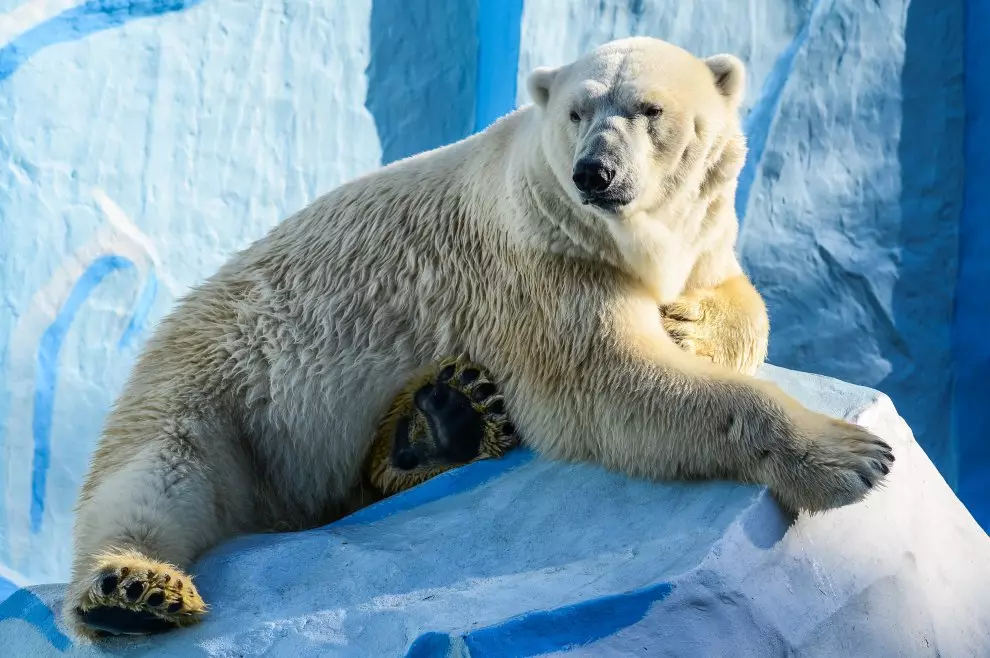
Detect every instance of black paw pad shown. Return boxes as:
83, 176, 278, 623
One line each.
419, 382, 484, 463
125, 581, 146, 602
486, 398, 505, 414
99, 575, 119, 596
458, 368, 480, 385
167, 602, 183, 614
438, 364, 457, 381
500, 422, 516, 436
395, 448, 419, 470
146, 591, 165, 608
471, 382, 496, 402
80, 606, 178, 635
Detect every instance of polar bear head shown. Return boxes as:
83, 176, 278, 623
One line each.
526, 37, 747, 220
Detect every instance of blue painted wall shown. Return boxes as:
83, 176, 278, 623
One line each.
0, 0, 983, 597
956, 0, 990, 530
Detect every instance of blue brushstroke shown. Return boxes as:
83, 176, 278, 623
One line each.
31, 254, 156, 534
334, 447, 535, 528
406, 580, 675, 657
475, 0, 524, 131
0, 575, 17, 604
0, 588, 71, 651
0, 0, 204, 83
404, 631, 454, 658
118, 273, 158, 350
365, 0, 478, 166
955, 0, 990, 531
735, 0, 821, 223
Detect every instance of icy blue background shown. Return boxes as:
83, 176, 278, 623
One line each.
0, 0, 985, 599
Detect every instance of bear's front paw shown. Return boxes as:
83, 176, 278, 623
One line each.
661, 289, 766, 375
764, 414, 895, 514
661, 293, 718, 360
69, 551, 206, 637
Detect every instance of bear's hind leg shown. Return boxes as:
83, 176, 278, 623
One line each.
65, 429, 253, 639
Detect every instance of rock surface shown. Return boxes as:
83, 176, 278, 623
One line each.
0, 364, 987, 657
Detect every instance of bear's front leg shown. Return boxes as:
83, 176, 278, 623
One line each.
661, 274, 769, 375
497, 287, 893, 516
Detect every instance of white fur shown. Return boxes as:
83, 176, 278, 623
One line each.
65, 37, 892, 636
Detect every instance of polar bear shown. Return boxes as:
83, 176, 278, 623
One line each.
65, 36, 893, 638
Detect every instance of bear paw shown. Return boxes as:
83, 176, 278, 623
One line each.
661, 290, 766, 375
71, 551, 206, 637
765, 415, 895, 514
366, 356, 518, 496
662, 294, 718, 359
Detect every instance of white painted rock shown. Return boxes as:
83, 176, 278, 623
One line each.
0, 364, 987, 657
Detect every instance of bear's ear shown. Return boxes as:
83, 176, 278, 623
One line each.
526, 66, 558, 109
704, 54, 746, 106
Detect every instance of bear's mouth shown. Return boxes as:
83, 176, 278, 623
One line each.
580, 189, 634, 212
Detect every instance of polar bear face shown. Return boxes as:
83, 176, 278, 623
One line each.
526, 37, 745, 220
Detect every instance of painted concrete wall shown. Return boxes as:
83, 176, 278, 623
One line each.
0, 0, 984, 598
957, 0, 990, 532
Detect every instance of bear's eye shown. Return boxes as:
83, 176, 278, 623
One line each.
642, 105, 663, 118
569, 110, 581, 123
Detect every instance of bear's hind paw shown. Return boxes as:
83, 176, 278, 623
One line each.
72, 551, 206, 636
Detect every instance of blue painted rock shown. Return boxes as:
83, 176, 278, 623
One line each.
0, 364, 987, 656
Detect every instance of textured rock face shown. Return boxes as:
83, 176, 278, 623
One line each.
0, 365, 987, 656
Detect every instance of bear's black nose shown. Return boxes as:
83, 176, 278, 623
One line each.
572, 158, 614, 195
